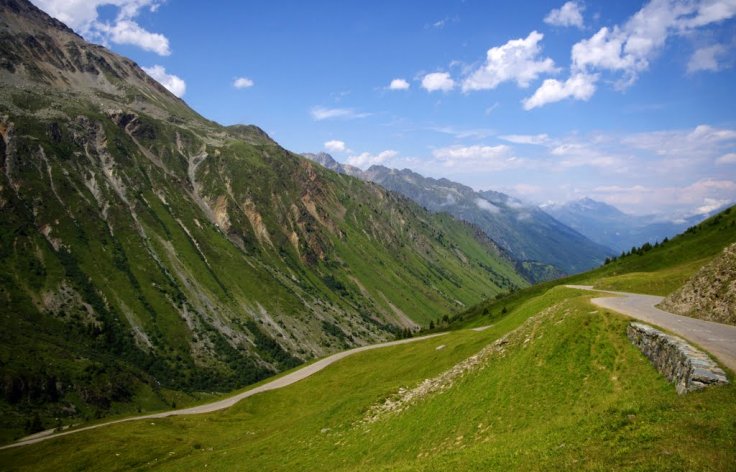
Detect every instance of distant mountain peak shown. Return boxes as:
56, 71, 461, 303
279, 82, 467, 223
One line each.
542, 197, 721, 252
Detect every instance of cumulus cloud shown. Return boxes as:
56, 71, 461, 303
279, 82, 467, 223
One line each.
687, 44, 728, 73
32, 0, 171, 55
388, 78, 410, 90
462, 31, 558, 91
324, 140, 347, 153
310, 106, 370, 121
346, 150, 398, 168
544, 1, 585, 28
233, 77, 254, 89
142, 65, 186, 97
574, 0, 736, 80
99, 19, 170, 55
522, 73, 597, 109
421, 72, 455, 92
526, 0, 736, 108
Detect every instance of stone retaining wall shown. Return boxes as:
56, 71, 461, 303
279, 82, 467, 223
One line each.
627, 322, 728, 394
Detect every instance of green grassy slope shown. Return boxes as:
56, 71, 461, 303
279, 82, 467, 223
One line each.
1, 286, 733, 471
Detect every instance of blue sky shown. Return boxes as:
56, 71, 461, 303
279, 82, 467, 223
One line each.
32, 0, 736, 217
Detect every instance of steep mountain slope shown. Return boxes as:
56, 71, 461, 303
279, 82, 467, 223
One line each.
659, 241, 736, 325
304, 154, 612, 275
0, 0, 527, 439
542, 197, 723, 253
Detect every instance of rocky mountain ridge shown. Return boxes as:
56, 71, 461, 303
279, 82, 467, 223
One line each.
303, 153, 612, 276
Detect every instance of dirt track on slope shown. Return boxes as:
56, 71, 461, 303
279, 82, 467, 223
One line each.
567, 285, 736, 372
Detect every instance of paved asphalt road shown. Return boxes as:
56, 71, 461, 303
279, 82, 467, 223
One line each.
0, 332, 447, 450
567, 285, 736, 372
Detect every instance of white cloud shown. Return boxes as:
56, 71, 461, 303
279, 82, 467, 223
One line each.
474, 198, 500, 213
549, 141, 629, 171
499, 134, 549, 145
462, 31, 558, 91
346, 150, 398, 168
142, 65, 185, 97
324, 140, 347, 153
544, 1, 585, 28
388, 78, 410, 90
32, 0, 171, 56
507, 183, 545, 198
99, 19, 170, 55
421, 72, 455, 92
526, 0, 736, 108
623, 124, 736, 160
696, 197, 731, 213
591, 179, 736, 215
717, 152, 736, 164
522, 73, 597, 110
432, 144, 522, 171
687, 44, 728, 73
574, 0, 736, 80
310, 106, 370, 121
433, 144, 510, 161
233, 77, 254, 89
431, 126, 496, 140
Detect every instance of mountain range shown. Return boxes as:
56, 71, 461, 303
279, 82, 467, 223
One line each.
0, 0, 528, 436
542, 197, 728, 253
303, 153, 613, 276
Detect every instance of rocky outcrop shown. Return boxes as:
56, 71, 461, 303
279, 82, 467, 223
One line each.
659, 241, 736, 326
627, 322, 728, 394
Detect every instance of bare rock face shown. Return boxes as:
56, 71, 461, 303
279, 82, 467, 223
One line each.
659, 241, 736, 326
627, 322, 728, 394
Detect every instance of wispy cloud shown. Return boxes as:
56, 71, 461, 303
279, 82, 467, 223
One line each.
432, 144, 522, 171
687, 44, 728, 73
499, 134, 549, 145
431, 126, 496, 140
310, 106, 371, 121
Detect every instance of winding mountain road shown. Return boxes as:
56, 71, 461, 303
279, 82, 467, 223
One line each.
0, 332, 447, 451
567, 285, 736, 372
